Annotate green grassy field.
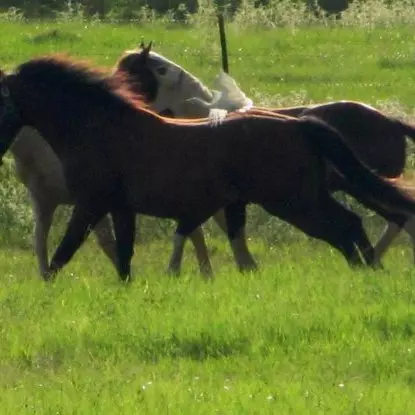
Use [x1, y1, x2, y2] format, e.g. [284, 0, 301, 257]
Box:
[1, 13, 415, 413]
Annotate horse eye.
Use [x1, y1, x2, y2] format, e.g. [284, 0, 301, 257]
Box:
[156, 67, 167, 76]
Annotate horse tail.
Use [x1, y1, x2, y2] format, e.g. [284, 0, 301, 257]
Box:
[300, 115, 415, 216]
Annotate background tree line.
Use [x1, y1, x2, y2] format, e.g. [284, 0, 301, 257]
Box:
[0, 0, 352, 20]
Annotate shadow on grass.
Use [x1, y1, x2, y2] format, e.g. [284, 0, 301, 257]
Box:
[124, 331, 251, 361]
[13, 331, 250, 371]
[363, 314, 415, 341]
[378, 58, 415, 70]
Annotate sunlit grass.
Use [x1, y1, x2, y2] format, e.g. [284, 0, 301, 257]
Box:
[0, 16, 415, 413]
[0, 240, 415, 413]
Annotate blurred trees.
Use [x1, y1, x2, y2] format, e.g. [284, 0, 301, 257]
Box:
[0, 0, 351, 19]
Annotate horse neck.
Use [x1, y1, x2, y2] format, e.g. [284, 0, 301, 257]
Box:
[153, 68, 214, 118]
[178, 68, 213, 102]
[19, 103, 86, 162]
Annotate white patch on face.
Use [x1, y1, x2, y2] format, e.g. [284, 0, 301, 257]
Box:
[147, 52, 182, 88]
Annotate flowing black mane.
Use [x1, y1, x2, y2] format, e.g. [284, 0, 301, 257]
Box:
[14, 55, 150, 112]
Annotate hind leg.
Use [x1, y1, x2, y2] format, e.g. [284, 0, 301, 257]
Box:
[262, 196, 368, 268]
[214, 208, 257, 271]
[110, 208, 136, 282]
[224, 202, 258, 272]
[402, 217, 415, 264]
[373, 216, 415, 265]
[168, 217, 214, 279]
[323, 196, 377, 267]
[31, 195, 57, 277]
[372, 221, 403, 264]
[92, 215, 118, 268]
[47, 204, 107, 281]
[188, 226, 214, 277]
[336, 183, 409, 267]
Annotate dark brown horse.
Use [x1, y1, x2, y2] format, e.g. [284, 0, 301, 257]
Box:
[115, 44, 415, 265]
[0, 55, 415, 282]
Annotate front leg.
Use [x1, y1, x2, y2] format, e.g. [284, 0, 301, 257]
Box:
[110, 208, 136, 283]
[47, 204, 106, 281]
[92, 215, 118, 268]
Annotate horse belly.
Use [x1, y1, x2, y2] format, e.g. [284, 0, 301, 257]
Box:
[12, 127, 71, 203]
[241, 145, 320, 207]
[126, 178, 227, 220]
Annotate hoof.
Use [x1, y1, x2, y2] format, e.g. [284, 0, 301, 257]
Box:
[42, 270, 56, 282]
[119, 274, 132, 284]
[239, 261, 258, 273]
[166, 266, 180, 278]
[200, 263, 214, 281]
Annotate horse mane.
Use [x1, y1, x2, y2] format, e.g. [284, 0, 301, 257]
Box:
[14, 54, 154, 114]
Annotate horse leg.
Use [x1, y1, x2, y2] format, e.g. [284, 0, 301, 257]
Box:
[323, 196, 377, 268]
[372, 215, 415, 264]
[110, 208, 136, 282]
[167, 232, 187, 277]
[372, 221, 403, 263]
[213, 208, 257, 271]
[224, 202, 258, 272]
[188, 226, 214, 277]
[335, 182, 408, 266]
[46, 204, 106, 281]
[263, 196, 368, 268]
[31, 196, 56, 278]
[401, 216, 415, 265]
[168, 217, 213, 279]
[92, 215, 118, 268]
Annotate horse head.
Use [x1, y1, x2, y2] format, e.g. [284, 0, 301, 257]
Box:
[143, 48, 183, 88]
[116, 41, 185, 113]
[116, 41, 159, 102]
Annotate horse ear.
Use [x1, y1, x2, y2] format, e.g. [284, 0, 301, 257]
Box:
[139, 40, 145, 49]
[141, 41, 153, 60]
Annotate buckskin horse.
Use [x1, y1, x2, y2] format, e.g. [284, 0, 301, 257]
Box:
[116, 43, 415, 266]
[1, 56, 415, 281]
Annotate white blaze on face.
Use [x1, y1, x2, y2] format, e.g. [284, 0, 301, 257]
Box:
[148, 52, 182, 87]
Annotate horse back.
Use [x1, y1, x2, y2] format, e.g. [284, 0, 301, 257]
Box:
[299, 101, 407, 177]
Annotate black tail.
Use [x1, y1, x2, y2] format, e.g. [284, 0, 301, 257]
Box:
[301, 115, 415, 217]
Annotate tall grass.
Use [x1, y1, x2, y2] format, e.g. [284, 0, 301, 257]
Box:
[4, 0, 415, 28]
